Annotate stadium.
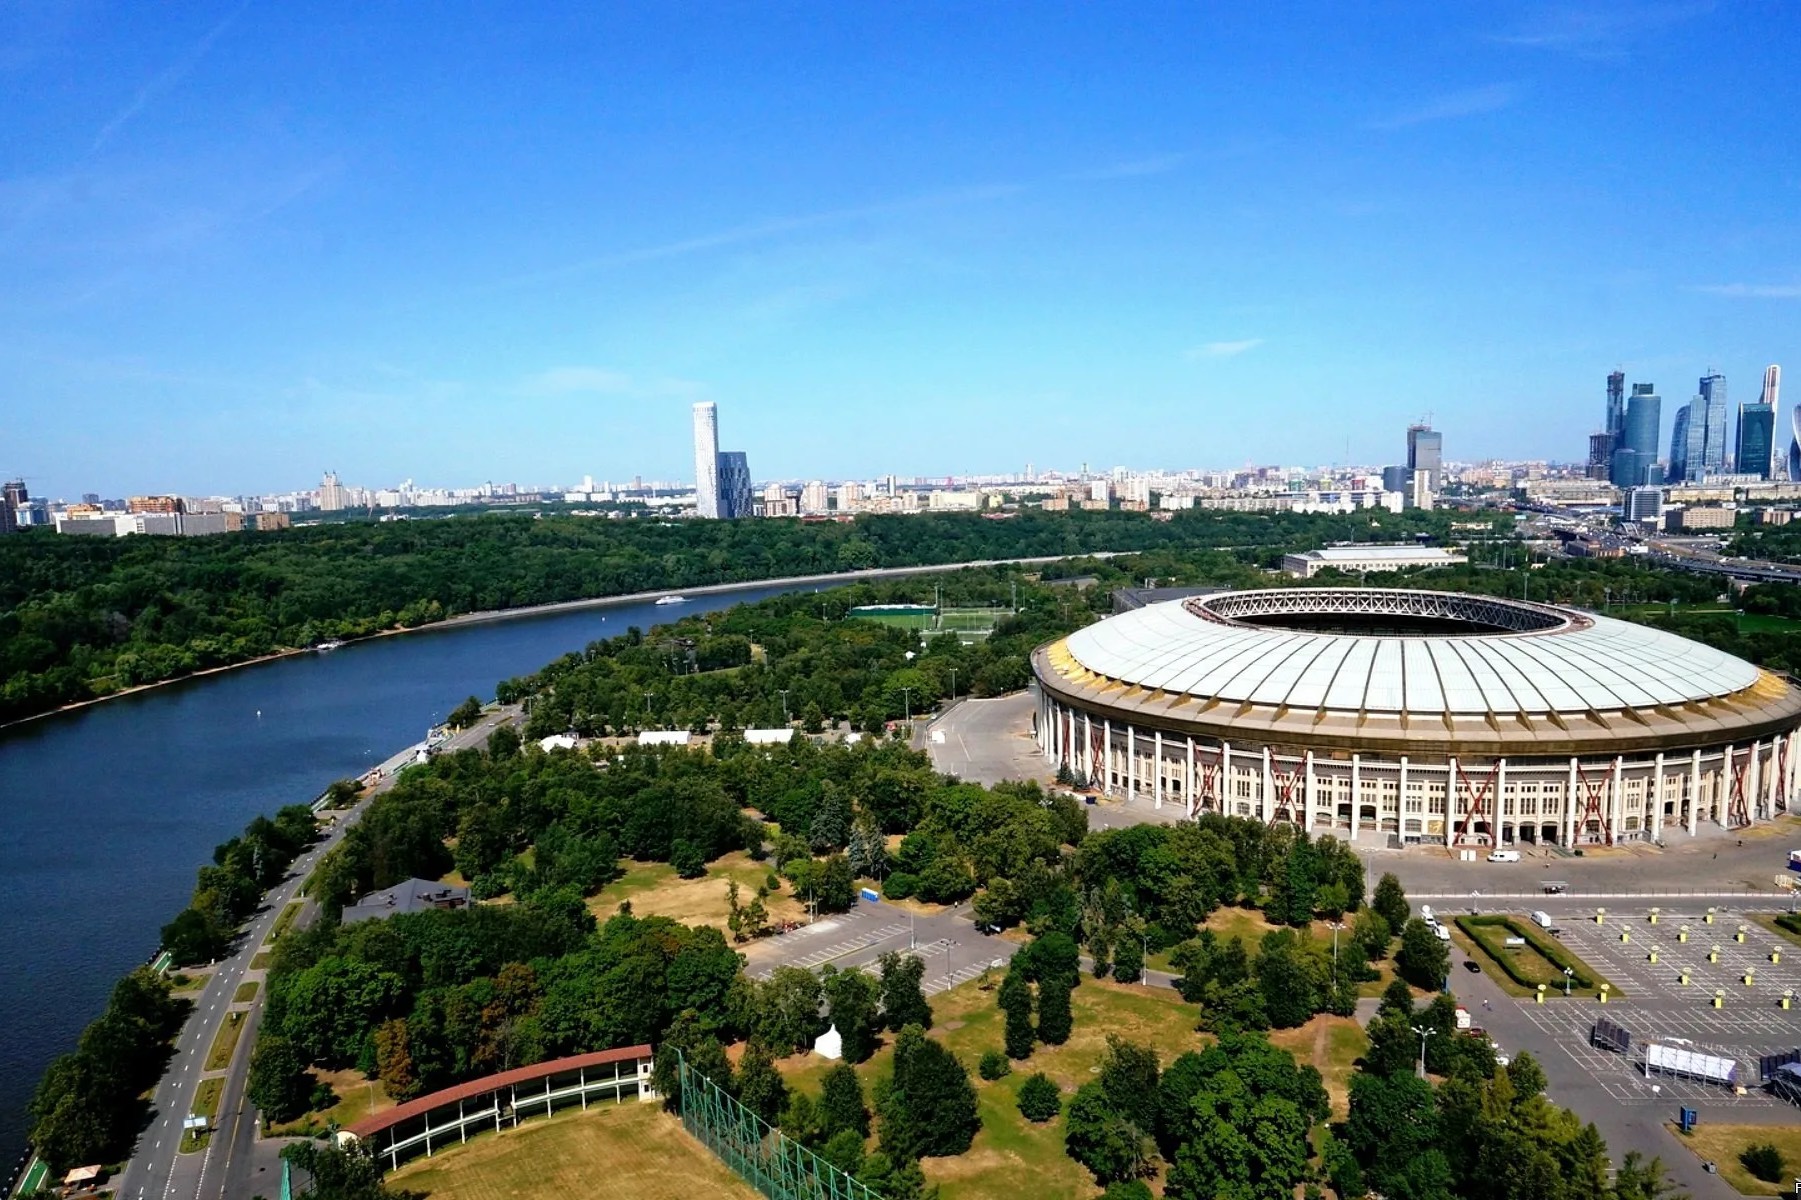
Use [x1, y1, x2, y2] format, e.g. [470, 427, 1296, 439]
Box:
[1031, 588, 1801, 846]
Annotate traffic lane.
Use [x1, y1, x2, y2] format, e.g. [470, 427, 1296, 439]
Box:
[1373, 832, 1801, 899]
[924, 694, 1049, 787]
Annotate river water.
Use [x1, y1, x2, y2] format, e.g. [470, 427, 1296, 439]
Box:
[0, 581, 819, 1158]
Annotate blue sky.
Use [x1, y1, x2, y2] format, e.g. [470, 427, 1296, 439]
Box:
[2, 1, 1797, 496]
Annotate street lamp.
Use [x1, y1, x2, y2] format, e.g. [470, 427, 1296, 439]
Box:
[778, 689, 790, 724]
[1563, 966, 1575, 997]
[948, 668, 957, 704]
[1328, 920, 1347, 987]
[900, 687, 913, 724]
[644, 692, 655, 728]
[1412, 1025, 1434, 1080]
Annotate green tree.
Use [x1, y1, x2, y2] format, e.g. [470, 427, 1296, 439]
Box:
[1017, 1072, 1062, 1122]
[1351, 906, 1392, 961]
[447, 696, 483, 729]
[1372, 872, 1410, 932]
[821, 965, 883, 1063]
[809, 782, 852, 852]
[1396, 918, 1450, 990]
[1036, 974, 1073, 1045]
[737, 1041, 788, 1124]
[1065, 1080, 1153, 1185]
[247, 1034, 314, 1124]
[817, 853, 857, 914]
[878, 952, 932, 1031]
[819, 1062, 871, 1140]
[879, 1024, 979, 1160]
[999, 968, 1036, 1059]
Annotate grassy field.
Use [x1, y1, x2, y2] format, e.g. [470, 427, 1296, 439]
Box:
[233, 981, 258, 1003]
[271, 1068, 392, 1136]
[773, 971, 1358, 1200]
[265, 900, 303, 946]
[1754, 914, 1801, 949]
[586, 852, 805, 931]
[204, 1013, 245, 1072]
[250, 951, 272, 971]
[391, 1102, 759, 1200]
[1665, 1123, 1801, 1195]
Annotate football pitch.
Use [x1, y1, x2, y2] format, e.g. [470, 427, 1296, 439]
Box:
[849, 604, 1008, 641]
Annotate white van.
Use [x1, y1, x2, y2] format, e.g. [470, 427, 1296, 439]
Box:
[1488, 849, 1521, 863]
[1433, 923, 1451, 942]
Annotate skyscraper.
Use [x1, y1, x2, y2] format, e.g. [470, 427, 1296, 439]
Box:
[692, 402, 720, 519]
[1611, 383, 1661, 487]
[319, 471, 347, 511]
[0, 479, 22, 535]
[1737, 401, 1775, 480]
[716, 450, 753, 519]
[1405, 423, 1442, 493]
[1606, 371, 1626, 441]
[1668, 404, 1691, 482]
[1698, 373, 1728, 476]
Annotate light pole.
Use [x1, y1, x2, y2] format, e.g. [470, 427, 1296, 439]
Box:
[1328, 920, 1346, 987]
[948, 668, 957, 704]
[901, 687, 913, 724]
[1563, 966, 1574, 997]
[644, 692, 655, 729]
[778, 689, 790, 724]
[1412, 1025, 1433, 1080]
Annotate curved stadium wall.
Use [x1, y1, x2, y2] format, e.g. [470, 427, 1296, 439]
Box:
[1031, 588, 1801, 847]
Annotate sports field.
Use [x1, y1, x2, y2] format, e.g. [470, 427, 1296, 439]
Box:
[849, 605, 1009, 642]
[389, 1101, 759, 1200]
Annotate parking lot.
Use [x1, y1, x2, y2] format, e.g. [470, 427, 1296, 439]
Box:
[1496, 906, 1801, 1110]
[742, 899, 1017, 997]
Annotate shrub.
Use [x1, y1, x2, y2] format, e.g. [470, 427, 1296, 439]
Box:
[978, 1049, 1012, 1081]
[1742, 1142, 1786, 1183]
[1455, 915, 1597, 990]
[1017, 1072, 1062, 1122]
[883, 872, 918, 901]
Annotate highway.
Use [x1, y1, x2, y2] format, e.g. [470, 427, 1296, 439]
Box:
[114, 707, 516, 1200]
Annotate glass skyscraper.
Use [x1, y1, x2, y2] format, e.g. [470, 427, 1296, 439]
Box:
[1405, 424, 1442, 492]
[1698, 373, 1728, 477]
[1737, 402, 1775, 480]
[715, 450, 753, 519]
[691, 401, 720, 518]
[1611, 383, 1661, 487]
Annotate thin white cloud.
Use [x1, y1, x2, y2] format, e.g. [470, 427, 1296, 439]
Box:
[1694, 283, 1801, 299]
[1490, 3, 1715, 58]
[1068, 153, 1189, 182]
[93, 1, 251, 152]
[1186, 339, 1264, 360]
[1366, 84, 1519, 131]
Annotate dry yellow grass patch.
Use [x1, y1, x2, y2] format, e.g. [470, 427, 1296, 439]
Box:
[390, 1101, 758, 1200]
[1665, 1122, 1801, 1195]
[270, 1068, 392, 1136]
[586, 852, 804, 930]
[1267, 1015, 1368, 1120]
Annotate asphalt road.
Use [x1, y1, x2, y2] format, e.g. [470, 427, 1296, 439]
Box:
[116, 706, 517, 1200]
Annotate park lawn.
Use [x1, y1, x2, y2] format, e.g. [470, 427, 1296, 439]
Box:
[776, 975, 1211, 1200]
[250, 951, 272, 971]
[1267, 1016, 1368, 1121]
[265, 900, 303, 946]
[1665, 1123, 1801, 1195]
[391, 1101, 759, 1200]
[585, 852, 804, 929]
[271, 1068, 393, 1136]
[205, 1014, 245, 1072]
[233, 981, 258, 1003]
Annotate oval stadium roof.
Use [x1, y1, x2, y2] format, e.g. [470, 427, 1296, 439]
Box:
[1061, 589, 1763, 717]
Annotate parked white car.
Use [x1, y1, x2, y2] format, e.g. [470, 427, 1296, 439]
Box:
[1488, 849, 1521, 863]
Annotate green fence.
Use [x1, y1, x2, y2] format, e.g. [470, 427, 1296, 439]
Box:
[675, 1052, 878, 1200]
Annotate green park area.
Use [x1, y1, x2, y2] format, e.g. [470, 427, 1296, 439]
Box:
[205, 1013, 245, 1072]
[1667, 1123, 1801, 1195]
[391, 1101, 758, 1200]
[1453, 915, 1618, 999]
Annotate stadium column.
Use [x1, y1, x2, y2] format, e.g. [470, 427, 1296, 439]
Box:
[1261, 746, 1274, 823]
[1565, 758, 1579, 847]
[1127, 726, 1137, 803]
[1609, 755, 1625, 841]
[1749, 738, 1763, 822]
[1651, 752, 1664, 842]
[1222, 741, 1233, 815]
[1303, 750, 1316, 829]
[1103, 720, 1113, 797]
[1398, 757, 1409, 842]
[1185, 735, 1196, 818]
[1350, 754, 1361, 840]
[1084, 711, 1094, 783]
[1445, 756, 1458, 848]
[1496, 759, 1508, 845]
[1153, 730, 1163, 809]
[1689, 749, 1702, 836]
[1789, 729, 1800, 812]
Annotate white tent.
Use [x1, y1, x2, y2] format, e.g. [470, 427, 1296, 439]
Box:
[812, 1024, 843, 1060]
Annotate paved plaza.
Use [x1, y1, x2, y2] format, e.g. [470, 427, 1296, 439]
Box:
[742, 899, 1017, 997]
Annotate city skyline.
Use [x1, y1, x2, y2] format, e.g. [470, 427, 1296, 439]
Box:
[2, 4, 1798, 496]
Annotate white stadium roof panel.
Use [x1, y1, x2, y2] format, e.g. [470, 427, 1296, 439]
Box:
[1061, 590, 1764, 719]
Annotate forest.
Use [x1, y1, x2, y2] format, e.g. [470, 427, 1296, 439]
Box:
[0, 505, 1477, 724]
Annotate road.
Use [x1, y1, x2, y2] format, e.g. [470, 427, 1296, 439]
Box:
[116, 706, 517, 1200]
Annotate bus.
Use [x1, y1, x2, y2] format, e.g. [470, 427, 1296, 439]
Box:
[1787, 849, 1801, 873]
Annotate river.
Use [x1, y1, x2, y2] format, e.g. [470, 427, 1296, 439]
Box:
[0, 580, 824, 1159]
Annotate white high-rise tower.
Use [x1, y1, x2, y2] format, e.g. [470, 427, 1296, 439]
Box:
[692, 402, 720, 518]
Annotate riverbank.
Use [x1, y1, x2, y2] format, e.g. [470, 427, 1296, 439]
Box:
[0, 553, 1113, 735]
